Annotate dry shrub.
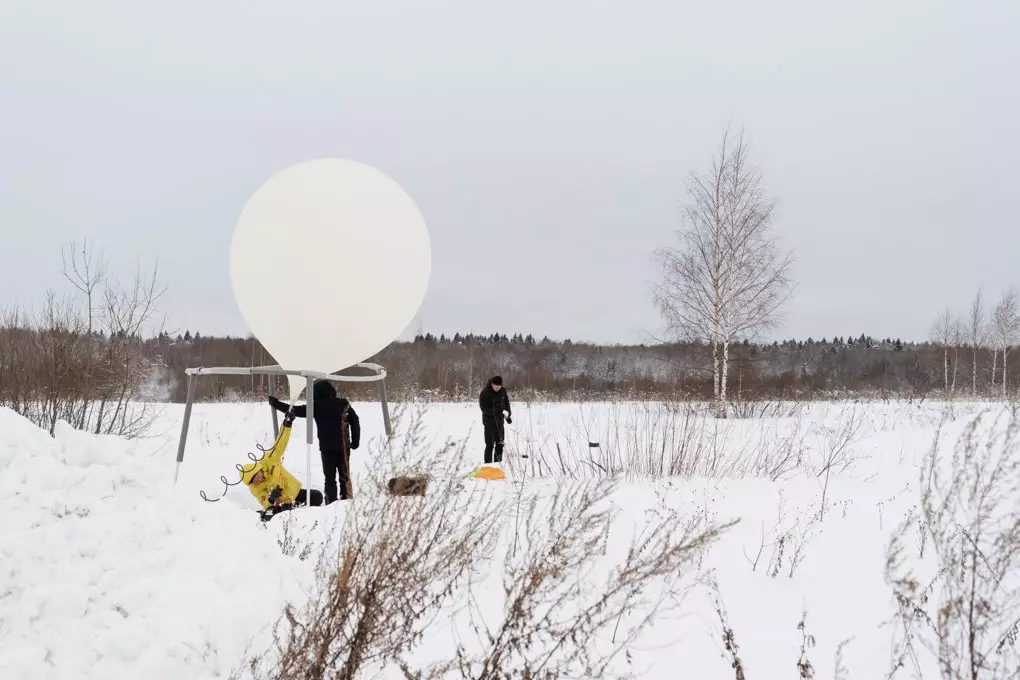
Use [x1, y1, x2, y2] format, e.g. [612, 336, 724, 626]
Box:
[506, 399, 809, 481]
[795, 611, 817, 678]
[728, 399, 806, 420]
[1007, 389, 1020, 420]
[812, 404, 868, 519]
[0, 240, 166, 437]
[710, 585, 853, 680]
[712, 593, 747, 680]
[273, 514, 320, 562]
[438, 479, 732, 679]
[236, 409, 733, 679]
[239, 411, 499, 680]
[885, 410, 1020, 679]
[832, 635, 854, 680]
[741, 490, 824, 580]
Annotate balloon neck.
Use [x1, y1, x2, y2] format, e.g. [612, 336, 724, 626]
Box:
[286, 375, 307, 402]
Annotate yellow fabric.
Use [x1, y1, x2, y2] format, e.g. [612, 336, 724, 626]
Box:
[239, 422, 302, 509]
[470, 465, 505, 480]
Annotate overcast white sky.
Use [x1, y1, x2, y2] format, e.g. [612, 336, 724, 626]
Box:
[2, 0, 1018, 345]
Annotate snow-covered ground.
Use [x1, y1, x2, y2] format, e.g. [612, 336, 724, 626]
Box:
[2, 397, 1017, 678]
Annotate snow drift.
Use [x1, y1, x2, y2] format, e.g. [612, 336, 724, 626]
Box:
[0, 407, 313, 679]
[2, 399, 1017, 678]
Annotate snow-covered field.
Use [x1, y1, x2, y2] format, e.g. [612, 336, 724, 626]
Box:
[2, 397, 1018, 678]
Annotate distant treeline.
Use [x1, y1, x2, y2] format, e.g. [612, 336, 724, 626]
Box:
[138, 329, 1011, 403]
[3, 312, 1017, 418]
[7, 240, 1014, 439]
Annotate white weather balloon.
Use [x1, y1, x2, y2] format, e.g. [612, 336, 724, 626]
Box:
[229, 158, 431, 401]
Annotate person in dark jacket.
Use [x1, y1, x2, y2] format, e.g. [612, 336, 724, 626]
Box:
[269, 379, 361, 504]
[478, 376, 511, 464]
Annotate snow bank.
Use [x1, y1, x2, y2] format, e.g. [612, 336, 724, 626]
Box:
[0, 408, 314, 679]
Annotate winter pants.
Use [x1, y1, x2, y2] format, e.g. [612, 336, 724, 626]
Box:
[321, 447, 353, 504]
[295, 489, 324, 507]
[483, 418, 504, 464]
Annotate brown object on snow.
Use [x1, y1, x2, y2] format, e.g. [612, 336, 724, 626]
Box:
[387, 475, 428, 496]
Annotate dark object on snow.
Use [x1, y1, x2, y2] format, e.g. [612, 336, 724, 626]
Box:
[270, 380, 361, 504]
[258, 488, 324, 522]
[479, 377, 511, 464]
[295, 489, 324, 507]
[387, 475, 428, 497]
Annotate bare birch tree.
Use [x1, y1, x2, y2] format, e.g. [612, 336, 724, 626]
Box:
[61, 238, 109, 335]
[930, 307, 963, 394]
[992, 288, 1019, 400]
[968, 288, 987, 397]
[992, 345, 1000, 394]
[951, 316, 963, 392]
[61, 240, 109, 427]
[653, 128, 793, 417]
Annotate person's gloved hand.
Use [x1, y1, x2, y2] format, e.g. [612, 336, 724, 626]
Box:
[351, 440, 360, 450]
[505, 415, 512, 424]
[283, 410, 296, 426]
[267, 487, 282, 506]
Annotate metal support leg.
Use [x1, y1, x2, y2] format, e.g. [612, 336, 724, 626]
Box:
[378, 379, 392, 437]
[305, 375, 315, 499]
[268, 374, 279, 438]
[173, 374, 198, 484]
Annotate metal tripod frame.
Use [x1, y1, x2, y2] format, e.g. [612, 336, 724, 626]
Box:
[172, 363, 392, 496]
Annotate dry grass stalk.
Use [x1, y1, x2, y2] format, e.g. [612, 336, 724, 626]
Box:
[796, 610, 816, 678]
[710, 589, 856, 679]
[273, 514, 320, 562]
[713, 594, 747, 680]
[832, 636, 854, 680]
[814, 404, 867, 519]
[740, 490, 822, 580]
[885, 410, 1020, 679]
[438, 479, 734, 679]
[507, 399, 810, 482]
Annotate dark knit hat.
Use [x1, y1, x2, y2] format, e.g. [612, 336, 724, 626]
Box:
[490, 376, 503, 385]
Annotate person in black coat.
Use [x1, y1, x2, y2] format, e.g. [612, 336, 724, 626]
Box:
[269, 379, 361, 503]
[478, 376, 511, 464]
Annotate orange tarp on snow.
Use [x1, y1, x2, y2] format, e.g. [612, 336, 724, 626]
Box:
[469, 465, 506, 480]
